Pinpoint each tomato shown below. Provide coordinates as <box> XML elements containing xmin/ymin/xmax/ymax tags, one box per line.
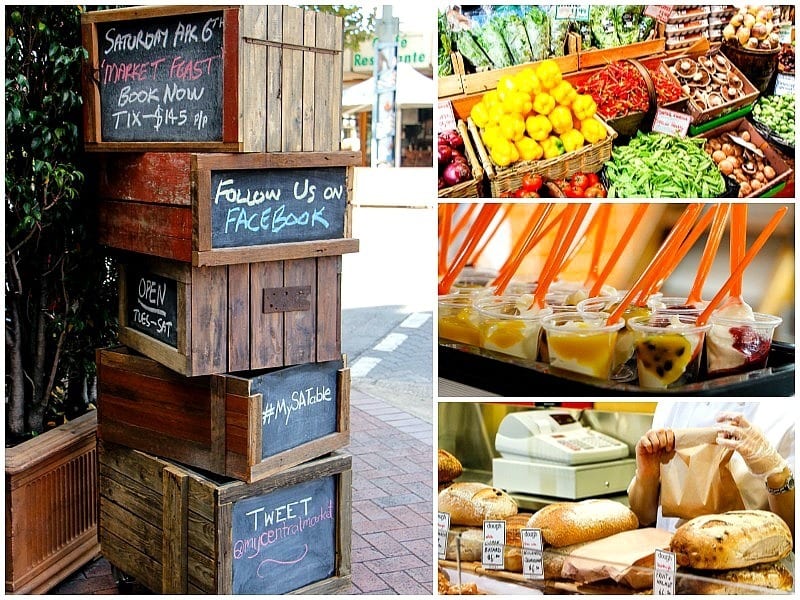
<box><xmin>584</xmin><ymin>184</ymin><xmax>607</xmax><ymax>198</ymax></box>
<box><xmin>560</xmin><ymin>185</ymin><xmax>582</xmax><ymax>198</ymax></box>
<box><xmin>521</xmin><ymin>173</ymin><xmax>543</xmax><ymax>193</ymax></box>
<box><xmin>518</xmin><ymin>190</ymin><xmax>541</xmax><ymax>198</ymax></box>
<box><xmin>570</xmin><ymin>173</ymin><xmax>590</xmax><ymax>191</ymax></box>
<box><xmin>585</xmin><ymin>172</ymin><xmax>600</xmax><ymax>187</ymax></box>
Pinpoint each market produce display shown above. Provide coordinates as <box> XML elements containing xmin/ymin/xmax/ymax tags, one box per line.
<box><xmin>438</xmin><ymin>128</ymin><xmax>472</xmax><ymax>190</ymax></box>
<box><xmin>703</xmin><ymin>125</ymin><xmax>782</xmax><ymax>196</ymax></box>
<box><xmin>665</xmin><ymin>52</ymin><xmax>751</xmax><ymax>113</ymax></box>
<box><xmin>751</xmin><ymin>93</ymin><xmax>795</xmax><ymax>146</ymax></box>
<box><xmin>722</xmin><ymin>5</ymin><xmax>781</xmax><ymax>50</ymax></box>
<box><xmin>583</xmin><ymin>5</ymin><xmax>655</xmax><ymax>49</ymax></box>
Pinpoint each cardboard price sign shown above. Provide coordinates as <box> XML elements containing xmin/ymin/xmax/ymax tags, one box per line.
<box><xmin>482</xmin><ymin>520</ymin><xmax>506</xmax><ymax>570</ymax></box>
<box><xmin>652</xmin><ymin>107</ymin><xmax>693</xmax><ymax>137</ymax></box>
<box><xmin>437</xmin><ymin>512</ymin><xmax>451</xmax><ymax>560</ymax></box>
<box><xmin>653</xmin><ymin>549</ymin><xmax>676</xmax><ymax>595</ymax></box>
<box><xmin>521</xmin><ymin>528</ymin><xmax>544</xmax><ymax>580</ymax></box>
<box><xmin>438</xmin><ymin>100</ymin><xmax>458</xmax><ymax>134</ymax></box>
<box><xmin>644</xmin><ymin>5</ymin><xmax>674</xmax><ymax>23</ymax></box>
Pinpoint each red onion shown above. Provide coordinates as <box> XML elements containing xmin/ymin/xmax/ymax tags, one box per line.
<box><xmin>438</xmin><ymin>143</ymin><xmax>453</xmax><ymax>167</ymax></box>
<box><xmin>442</xmin><ymin>161</ymin><xmax>471</xmax><ymax>186</ymax></box>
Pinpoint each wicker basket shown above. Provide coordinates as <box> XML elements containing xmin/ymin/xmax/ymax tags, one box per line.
<box><xmin>469</xmin><ymin>115</ymin><xmax>617</xmax><ymax>198</ymax></box>
<box><xmin>604</xmin><ymin>59</ymin><xmax>659</xmax><ymax>138</ymax></box>
<box><xmin>439</xmin><ymin>119</ymin><xmax>485</xmax><ymax>198</ymax></box>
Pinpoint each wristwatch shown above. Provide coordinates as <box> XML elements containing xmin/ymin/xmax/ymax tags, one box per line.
<box><xmin>766</xmin><ymin>471</ymin><xmax>795</xmax><ymax>495</ymax></box>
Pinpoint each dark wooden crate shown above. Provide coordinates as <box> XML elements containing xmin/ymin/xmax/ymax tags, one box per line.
<box><xmin>97</xmin><ymin>345</ymin><xmax>350</xmax><ymax>483</ymax></box>
<box><xmin>96</xmin><ymin>151</ymin><xmax>360</xmax><ymax>266</ymax></box>
<box><xmin>81</xmin><ymin>6</ymin><xmax>343</xmax><ymax>153</ymax></box>
<box><xmin>118</xmin><ymin>254</ymin><xmax>342</xmax><ymax>377</ymax></box>
<box><xmin>99</xmin><ymin>442</ymin><xmax>352</xmax><ymax>594</ymax></box>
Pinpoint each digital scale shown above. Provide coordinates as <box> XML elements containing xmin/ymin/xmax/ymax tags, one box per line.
<box><xmin>492</xmin><ymin>410</ymin><xmax>636</xmax><ymax>500</ymax></box>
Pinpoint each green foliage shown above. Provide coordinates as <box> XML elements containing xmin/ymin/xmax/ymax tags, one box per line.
<box><xmin>5</xmin><ymin>6</ymin><xmax>118</xmax><ymax>437</ymax></box>
<box><xmin>302</xmin><ymin>5</ymin><xmax>376</xmax><ymax>51</ymax></box>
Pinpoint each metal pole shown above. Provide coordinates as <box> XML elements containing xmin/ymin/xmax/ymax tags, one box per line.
<box><xmin>371</xmin><ymin>5</ymin><xmax>399</xmax><ymax>167</ymax></box>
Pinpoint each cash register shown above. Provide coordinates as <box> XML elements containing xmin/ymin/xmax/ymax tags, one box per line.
<box><xmin>492</xmin><ymin>410</ymin><xmax>637</xmax><ymax>500</ymax></box>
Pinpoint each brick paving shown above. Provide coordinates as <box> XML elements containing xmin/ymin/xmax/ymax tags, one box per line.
<box><xmin>49</xmin><ymin>387</ymin><xmax>433</xmax><ymax>595</ymax></box>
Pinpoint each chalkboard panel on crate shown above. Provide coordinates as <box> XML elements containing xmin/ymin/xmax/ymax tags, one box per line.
<box><xmin>98</xmin><ymin>442</ymin><xmax>352</xmax><ymax>594</ymax></box>
<box><xmin>96</xmin><ymin>151</ymin><xmax>360</xmax><ymax>266</ymax></box>
<box><xmin>117</xmin><ymin>253</ymin><xmax>342</xmax><ymax>377</ymax></box>
<box><xmin>96</xmin><ymin>346</ymin><xmax>350</xmax><ymax>483</ymax></box>
<box><xmin>81</xmin><ymin>5</ymin><xmax>344</xmax><ymax>152</ymax></box>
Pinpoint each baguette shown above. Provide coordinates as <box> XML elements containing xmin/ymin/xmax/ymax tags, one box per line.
<box><xmin>670</xmin><ymin>510</ymin><xmax>792</xmax><ymax>570</ymax></box>
<box><xmin>438</xmin><ymin>449</ymin><xmax>463</xmax><ymax>484</ymax></box>
<box><xmin>526</xmin><ymin>499</ymin><xmax>639</xmax><ymax>547</ymax></box>
<box><xmin>438</xmin><ymin>482</ymin><xmax>517</xmax><ymax>526</ymax></box>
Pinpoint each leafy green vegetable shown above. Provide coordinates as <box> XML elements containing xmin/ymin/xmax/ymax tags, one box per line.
<box><xmin>523</xmin><ymin>6</ymin><xmax>550</xmax><ymax>61</ymax></box>
<box><xmin>500</xmin><ymin>14</ymin><xmax>534</xmax><ymax>65</ymax></box>
<box><xmin>455</xmin><ymin>29</ymin><xmax>492</xmax><ymax>70</ymax></box>
<box><xmin>438</xmin><ymin>11</ymin><xmax>453</xmax><ymax>77</ymax></box>
<box><xmin>614</xmin><ymin>5</ymin><xmax>643</xmax><ymax>46</ymax></box>
<box><xmin>546</xmin><ymin>5</ymin><xmax>571</xmax><ymax>56</ymax></box>
<box><xmin>638</xmin><ymin>15</ymin><xmax>655</xmax><ymax>41</ymax></box>
<box><xmin>475</xmin><ymin>18</ymin><xmax>513</xmax><ymax>69</ymax></box>
<box><xmin>589</xmin><ymin>5</ymin><xmax>618</xmax><ymax>48</ymax></box>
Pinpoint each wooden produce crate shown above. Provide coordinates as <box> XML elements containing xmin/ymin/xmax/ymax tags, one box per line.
<box><xmin>578</xmin><ymin>38</ymin><xmax>666</xmax><ymax>70</ymax></box>
<box><xmin>438</xmin><ymin>120</ymin><xmax>485</xmax><ymax>198</ymax></box>
<box><xmin>699</xmin><ymin>117</ymin><xmax>794</xmax><ymax>198</ymax></box>
<box><xmin>96</xmin><ymin>345</ymin><xmax>350</xmax><ymax>483</ymax></box>
<box><xmin>96</xmin><ymin>151</ymin><xmax>360</xmax><ymax>267</ymax></box>
<box><xmin>81</xmin><ymin>6</ymin><xmax>343</xmax><ymax>152</ymax></box>
<box><xmin>460</xmin><ymin>51</ymin><xmax>580</xmax><ymax>96</ymax></box>
<box><xmin>99</xmin><ymin>442</ymin><xmax>352</xmax><ymax>594</ymax></box>
<box><xmin>438</xmin><ymin>52</ymin><xmax>466</xmax><ymax>99</ymax></box>
<box><xmin>118</xmin><ymin>254</ymin><xmax>342</xmax><ymax>377</ymax></box>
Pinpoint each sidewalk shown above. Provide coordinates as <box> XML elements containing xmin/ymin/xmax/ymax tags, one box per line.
<box><xmin>49</xmin><ymin>387</ymin><xmax>433</xmax><ymax>595</ymax></box>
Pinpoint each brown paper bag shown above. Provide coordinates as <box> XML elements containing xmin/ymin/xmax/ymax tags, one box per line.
<box><xmin>660</xmin><ymin>428</ymin><xmax>745</xmax><ymax>519</ymax></box>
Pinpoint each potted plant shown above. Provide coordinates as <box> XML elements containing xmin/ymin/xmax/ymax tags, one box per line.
<box><xmin>5</xmin><ymin>6</ymin><xmax>118</xmax><ymax>593</ymax></box>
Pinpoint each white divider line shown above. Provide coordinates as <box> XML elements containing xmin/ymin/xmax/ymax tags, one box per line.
<box><xmin>400</xmin><ymin>312</ymin><xmax>431</xmax><ymax>329</ymax></box>
<box><xmin>350</xmin><ymin>356</ymin><xmax>382</xmax><ymax>378</ymax></box>
<box><xmin>373</xmin><ymin>332</ymin><xmax>408</xmax><ymax>352</ymax></box>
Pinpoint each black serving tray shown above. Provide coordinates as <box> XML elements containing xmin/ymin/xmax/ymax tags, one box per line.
<box><xmin>438</xmin><ymin>340</ymin><xmax>795</xmax><ymax>397</ymax></box>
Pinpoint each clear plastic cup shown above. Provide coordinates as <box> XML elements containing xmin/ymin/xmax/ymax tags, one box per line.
<box><xmin>647</xmin><ymin>295</ymin><xmax>708</xmax><ymax>318</ymax></box>
<box><xmin>540</xmin><ymin>312</ymin><xmax>625</xmax><ymax>380</ymax></box>
<box><xmin>474</xmin><ymin>295</ymin><xmax>553</xmax><ymax>361</ymax></box>
<box><xmin>438</xmin><ymin>294</ymin><xmax>480</xmax><ymax>346</ymax></box>
<box><xmin>705</xmin><ymin>312</ymin><xmax>783</xmax><ymax>377</ymax></box>
<box><xmin>627</xmin><ymin>314</ymin><xmax>711</xmax><ymax>389</ymax></box>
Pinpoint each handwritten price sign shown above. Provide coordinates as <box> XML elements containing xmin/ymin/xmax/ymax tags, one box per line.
<box><xmin>482</xmin><ymin>520</ymin><xmax>506</xmax><ymax>570</ymax></box>
<box><xmin>438</xmin><ymin>512</ymin><xmax>451</xmax><ymax>560</ymax></box>
<box><xmin>653</xmin><ymin>549</ymin><xmax>676</xmax><ymax>595</ymax></box>
<box><xmin>521</xmin><ymin>528</ymin><xmax>544</xmax><ymax>580</ymax></box>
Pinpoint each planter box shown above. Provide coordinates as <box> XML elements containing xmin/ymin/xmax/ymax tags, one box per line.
<box><xmin>5</xmin><ymin>411</ymin><xmax>100</xmax><ymax>594</ymax></box>
<box><xmin>81</xmin><ymin>6</ymin><xmax>343</xmax><ymax>153</ymax></box>
<box><xmin>97</xmin><ymin>345</ymin><xmax>350</xmax><ymax>483</ymax></box>
<box><xmin>118</xmin><ymin>253</ymin><xmax>342</xmax><ymax>377</ymax></box>
<box><xmin>96</xmin><ymin>151</ymin><xmax>360</xmax><ymax>266</ymax></box>
<box><xmin>99</xmin><ymin>442</ymin><xmax>352</xmax><ymax>594</ymax></box>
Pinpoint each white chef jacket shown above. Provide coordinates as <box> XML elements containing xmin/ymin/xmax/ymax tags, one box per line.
<box><xmin>648</xmin><ymin>401</ymin><xmax>795</xmax><ymax>532</ymax></box>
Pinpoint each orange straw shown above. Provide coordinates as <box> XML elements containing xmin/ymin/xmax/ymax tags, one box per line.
<box><xmin>606</xmin><ymin>203</ymin><xmax>703</xmax><ymax>324</ymax></box>
<box><xmin>557</xmin><ymin>203</ymin><xmax>608</xmax><ymax>278</ymax></box>
<box><xmin>469</xmin><ymin>204</ymin><xmax>513</xmax><ymax>266</ymax></box>
<box><xmin>451</xmin><ymin>204</ymin><xmax>477</xmax><ymax>239</ymax></box>
<box><xmin>588</xmin><ymin>203</ymin><xmax>649</xmax><ymax>298</ymax></box>
<box><xmin>438</xmin><ymin>204</ymin><xmax>501</xmax><ymax>295</ymax></box>
<box><xmin>687</xmin><ymin>203</ymin><xmax>730</xmax><ymax>305</ymax></box>
<box><xmin>729</xmin><ymin>204</ymin><xmax>748</xmax><ymax>299</ymax></box>
<box><xmin>438</xmin><ymin>204</ymin><xmax>455</xmax><ymax>277</ymax></box>
<box><xmin>696</xmin><ymin>206</ymin><xmax>788</xmax><ymax>326</ymax></box>
<box><xmin>492</xmin><ymin>203</ymin><xmax>556</xmax><ymax>295</ymax></box>
<box><xmin>582</xmin><ymin>204</ymin><xmax>612</xmax><ymax>289</ymax></box>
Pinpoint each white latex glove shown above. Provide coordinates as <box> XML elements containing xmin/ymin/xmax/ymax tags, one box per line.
<box><xmin>715</xmin><ymin>411</ymin><xmax>787</xmax><ymax>478</ymax></box>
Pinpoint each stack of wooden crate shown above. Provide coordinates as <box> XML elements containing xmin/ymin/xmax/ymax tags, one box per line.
<box><xmin>81</xmin><ymin>6</ymin><xmax>359</xmax><ymax>594</ymax></box>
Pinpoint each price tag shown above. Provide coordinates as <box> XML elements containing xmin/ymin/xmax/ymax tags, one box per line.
<box><xmin>653</xmin><ymin>548</ymin><xmax>676</xmax><ymax>595</ymax></box>
<box><xmin>555</xmin><ymin>5</ymin><xmax>590</xmax><ymax>21</ymax></box>
<box><xmin>651</xmin><ymin>107</ymin><xmax>693</xmax><ymax>137</ymax></box>
<box><xmin>521</xmin><ymin>528</ymin><xmax>544</xmax><ymax>580</ymax></box>
<box><xmin>437</xmin><ymin>512</ymin><xmax>451</xmax><ymax>560</ymax></box>
<box><xmin>482</xmin><ymin>520</ymin><xmax>506</xmax><ymax>570</ymax></box>
<box><xmin>438</xmin><ymin>100</ymin><xmax>457</xmax><ymax>134</ymax></box>
<box><xmin>774</xmin><ymin>73</ymin><xmax>795</xmax><ymax>96</ymax></box>
<box><xmin>644</xmin><ymin>5</ymin><xmax>674</xmax><ymax>24</ymax></box>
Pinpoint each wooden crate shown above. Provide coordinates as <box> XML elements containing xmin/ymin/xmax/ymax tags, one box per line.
<box><xmin>81</xmin><ymin>6</ymin><xmax>343</xmax><ymax>152</ymax></box>
<box><xmin>99</xmin><ymin>442</ymin><xmax>352</xmax><ymax>594</ymax></box>
<box><xmin>118</xmin><ymin>254</ymin><xmax>342</xmax><ymax>377</ymax></box>
<box><xmin>578</xmin><ymin>38</ymin><xmax>666</xmax><ymax>70</ymax></box>
<box><xmin>97</xmin><ymin>345</ymin><xmax>350</xmax><ymax>483</ymax></box>
<box><xmin>460</xmin><ymin>53</ymin><xmax>580</xmax><ymax>96</ymax></box>
<box><xmin>96</xmin><ymin>151</ymin><xmax>360</xmax><ymax>266</ymax></box>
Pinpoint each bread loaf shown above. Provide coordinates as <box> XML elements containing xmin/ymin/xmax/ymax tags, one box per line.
<box><xmin>526</xmin><ymin>499</ymin><xmax>639</xmax><ymax>547</ymax></box>
<box><xmin>438</xmin><ymin>449</ymin><xmax>463</xmax><ymax>484</ymax></box>
<box><xmin>445</xmin><ymin>526</ymin><xmax>523</xmax><ymax>572</ymax></box>
<box><xmin>505</xmin><ymin>513</ymin><xmax>534</xmax><ymax>547</ymax></box>
<box><xmin>676</xmin><ymin>561</ymin><xmax>794</xmax><ymax>594</ymax></box>
<box><xmin>670</xmin><ymin>510</ymin><xmax>792</xmax><ymax>570</ymax></box>
<box><xmin>438</xmin><ymin>482</ymin><xmax>517</xmax><ymax>526</ymax></box>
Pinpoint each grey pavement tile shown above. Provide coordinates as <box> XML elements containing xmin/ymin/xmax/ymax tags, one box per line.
<box><xmin>387</xmin><ymin>524</ymin><xmax>434</xmax><ymax>543</ymax></box>
<box><xmin>373</xmin><ymin>492</ymin><xmax>424</xmax><ymax>508</ymax></box>
<box><xmin>353</xmin><ymin>516</ymin><xmax>406</xmax><ymax>535</ymax></box>
<box><xmin>363</xmin><ymin>554</ymin><xmax>427</xmax><ymax>574</ymax></box>
<box><xmin>380</xmin><ymin>570</ymin><xmax>431</xmax><ymax>595</ymax></box>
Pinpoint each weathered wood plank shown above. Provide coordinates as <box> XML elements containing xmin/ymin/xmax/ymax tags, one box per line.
<box><xmin>281</xmin><ymin>7</ymin><xmax>304</xmax><ymax>152</ymax></box>
<box><xmin>226</xmin><ymin>263</ymin><xmax>250</xmax><ymax>371</ymax></box>
<box><xmin>190</xmin><ymin>265</ymin><xmax>228</xmax><ymax>375</ymax></box>
<box><xmin>240</xmin><ymin>6</ymin><xmax>267</xmax><ymax>152</ymax></box>
<box><xmin>316</xmin><ymin>255</ymin><xmax>342</xmax><ymax>361</ymax></box>
<box><xmin>302</xmin><ymin>11</ymin><xmax>316</xmax><ymax>151</ymax></box>
<box><xmin>283</xmin><ymin>258</ymin><xmax>317</xmax><ymax>364</ymax></box>
<box><xmin>250</xmin><ymin>261</ymin><xmax>284</xmax><ymax>369</ymax></box>
<box><xmin>266</xmin><ymin>5</ymin><xmax>283</xmax><ymax>152</ymax></box>
<box><xmin>162</xmin><ymin>466</ymin><xmax>189</xmax><ymax>593</ymax></box>
<box><xmin>97</xmin><ymin>153</ymin><xmax>193</xmax><ymax>204</ymax></box>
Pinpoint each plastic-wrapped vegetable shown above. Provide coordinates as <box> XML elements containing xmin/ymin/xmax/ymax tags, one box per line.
<box><xmin>589</xmin><ymin>5</ymin><xmax>619</xmax><ymax>48</ymax></box>
<box><xmin>638</xmin><ymin>15</ymin><xmax>655</xmax><ymax>41</ymax></box>
<box><xmin>455</xmin><ymin>29</ymin><xmax>492</xmax><ymax>70</ymax></box>
<box><xmin>438</xmin><ymin>11</ymin><xmax>453</xmax><ymax>77</ymax></box>
<box><xmin>614</xmin><ymin>5</ymin><xmax>643</xmax><ymax>46</ymax></box>
<box><xmin>523</xmin><ymin>6</ymin><xmax>551</xmax><ymax>61</ymax></box>
<box><xmin>500</xmin><ymin>14</ymin><xmax>534</xmax><ymax>65</ymax></box>
<box><xmin>546</xmin><ymin>5</ymin><xmax>571</xmax><ymax>56</ymax></box>
<box><xmin>475</xmin><ymin>18</ymin><xmax>513</xmax><ymax>68</ymax></box>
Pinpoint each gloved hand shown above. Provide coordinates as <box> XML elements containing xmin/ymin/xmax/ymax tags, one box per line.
<box><xmin>715</xmin><ymin>412</ymin><xmax>787</xmax><ymax>478</ymax></box>
<box><xmin>635</xmin><ymin>428</ymin><xmax>675</xmax><ymax>480</ymax></box>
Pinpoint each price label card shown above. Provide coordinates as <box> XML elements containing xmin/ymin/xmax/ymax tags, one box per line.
<box><xmin>652</xmin><ymin>107</ymin><xmax>693</xmax><ymax>137</ymax></box>
<box><xmin>555</xmin><ymin>5</ymin><xmax>590</xmax><ymax>21</ymax></box>
<box><xmin>438</xmin><ymin>512</ymin><xmax>451</xmax><ymax>560</ymax></box>
<box><xmin>774</xmin><ymin>73</ymin><xmax>795</xmax><ymax>96</ymax></box>
<box><xmin>644</xmin><ymin>5</ymin><xmax>674</xmax><ymax>23</ymax></box>
<box><xmin>482</xmin><ymin>520</ymin><xmax>506</xmax><ymax>570</ymax></box>
<box><xmin>653</xmin><ymin>548</ymin><xmax>676</xmax><ymax>595</ymax></box>
<box><xmin>521</xmin><ymin>528</ymin><xmax>544</xmax><ymax>580</ymax></box>
<box><xmin>438</xmin><ymin>100</ymin><xmax>457</xmax><ymax>134</ymax></box>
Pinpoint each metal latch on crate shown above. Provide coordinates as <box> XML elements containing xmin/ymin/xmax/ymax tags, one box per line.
<box><xmin>263</xmin><ymin>286</ymin><xmax>312</xmax><ymax>313</ymax></box>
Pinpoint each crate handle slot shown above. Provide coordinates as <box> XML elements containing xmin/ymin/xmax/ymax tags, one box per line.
<box><xmin>263</xmin><ymin>285</ymin><xmax>312</xmax><ymax>313</ymax></box>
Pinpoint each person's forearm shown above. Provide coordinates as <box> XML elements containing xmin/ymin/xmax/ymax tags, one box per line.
<box><xmin>766</xmin><ymin>467</ymin><xmax>795</xmax><ymax>544</ymax></box>
<box><xmin>627</xmin><ymin>470</ymin><xmax>661</xmax><ymax>527</ymax></box>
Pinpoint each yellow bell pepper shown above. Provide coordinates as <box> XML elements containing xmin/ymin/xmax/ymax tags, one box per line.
<box><xmin>560</xmin><ymin>128</ymin><xmax>585</xmax><ymax>153</ymax></box>
<box><xmin>470</xmin><ymin>102</ymin><xmax>490</xmax><ymax>129</ymax></box>
<box><xmin>515</xmin><ymin>136</ymin><xmax>544</xmax><ymax>162</ymax></box>
<box><xmin>533</xmin><ymin>92</ymin><xmax>556</xmax><ymax>116</ymax></box>
<box><xmin>513</xmin><ymin>67</ymin><xmax>542</xmax><ymax>96</ymax></box>
<box><xmin>580</xmin><ymin>117</ymin><xmax>608</xmax><ymax>144</ymax></box>
<box><xmin>540</xmin><ymin>136</ymin><xmax>565</xmax><ymax>159</ymax></box>
<box><xmin>551</xmin><ymin>80</ymin><xmax>577</xmax><ymax>107</ymax></box>
<box><xmin>499</xmin><ymin>113</ymin><xmax>525</xmax><ymax>142</ymax></box>
<box><xmin>535</xmin><ymin>59</ymin><xmax>562</xmax><ymax>91</ymax></box>
<box><xmin>548</xmin><ymin>105</ymin><xmax>573</xmax><ymax>135</ymax></box>
<box><xmin>525</xmin><ymin>114</ymin><xmax>552</xmax><ymax>141</ymax></box>
<box><xmin>490</xmin><ymin>138</ymin><xmax>515</xmax><ymax>167</ymax></box>
<box><xmin>572</xmin><ymin>94</ymin><xmax>598</xmax><ymax>121</ymax></box>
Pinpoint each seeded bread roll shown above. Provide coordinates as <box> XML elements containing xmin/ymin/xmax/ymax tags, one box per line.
<box><xmin>438</xmin><ymin>482</ymin><xmax>518</xmax><ymax>527</ymax></box>
<box><xmin>438</xmin><ymin>449</ymin><xmax>463</xmax><ymax>484</ymax></box>
<box><xmin>676</xmin><ymin>561</ymin><xmax>794</xmax><ymax>594</ymax></box>
<box><xmin>526</xmin><ymin>499</ymin><xmax>639</xmax><ymax>547</ymax></box>
<box><xmin>670</xmin><ymin>510</ymin><xmax>792</xmax><ymax>570</ymax></box>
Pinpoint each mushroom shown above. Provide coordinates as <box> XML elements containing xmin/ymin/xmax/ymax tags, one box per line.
<box><xmin>675</xmin><ymin>59</ymin><xmax>698</xmax><ymax>78</ymax></box>
<box><xmin>742</xmin><ymin>160</ymin><xmax>757</xmax><ymax>175</ymax></box>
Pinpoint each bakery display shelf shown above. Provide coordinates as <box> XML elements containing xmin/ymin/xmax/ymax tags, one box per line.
<box><xmin>438</xmin><ymin>340</ymin><xmax>795</xmax><ymax>397</ymax></box>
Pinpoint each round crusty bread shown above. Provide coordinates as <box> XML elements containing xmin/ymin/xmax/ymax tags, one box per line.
<box><xmin>505</xmin><ymin>512</ymin><xmax>534</xmax><ymax>547</ymax></box>
<box><xmin>670</xmin><ymin>510</ymin><xmax>792</xmax><ymax>570</ymax></box>
<box><xmin>526</xmin><ymin>499</ymin><xmax>639</xmax><ymax>547</ymax></box>
<box><xmin>438</xmin><ymin>482</ymin><xmax>518</xmax><ymax>527</ymax></box>
<box><xmin>438</xmin><ymin>449</ymin><xmax>463</xmax><ymax>484</ymax></box>
<box><xmin>676</xmin><ymin>560</ymin><xmax>794</xmax><ymax>594</ymax></box>
<box><xmin>445</xmin><ymin>527</ymin><xmax>522</xmax><ymax>572</ymax></box>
